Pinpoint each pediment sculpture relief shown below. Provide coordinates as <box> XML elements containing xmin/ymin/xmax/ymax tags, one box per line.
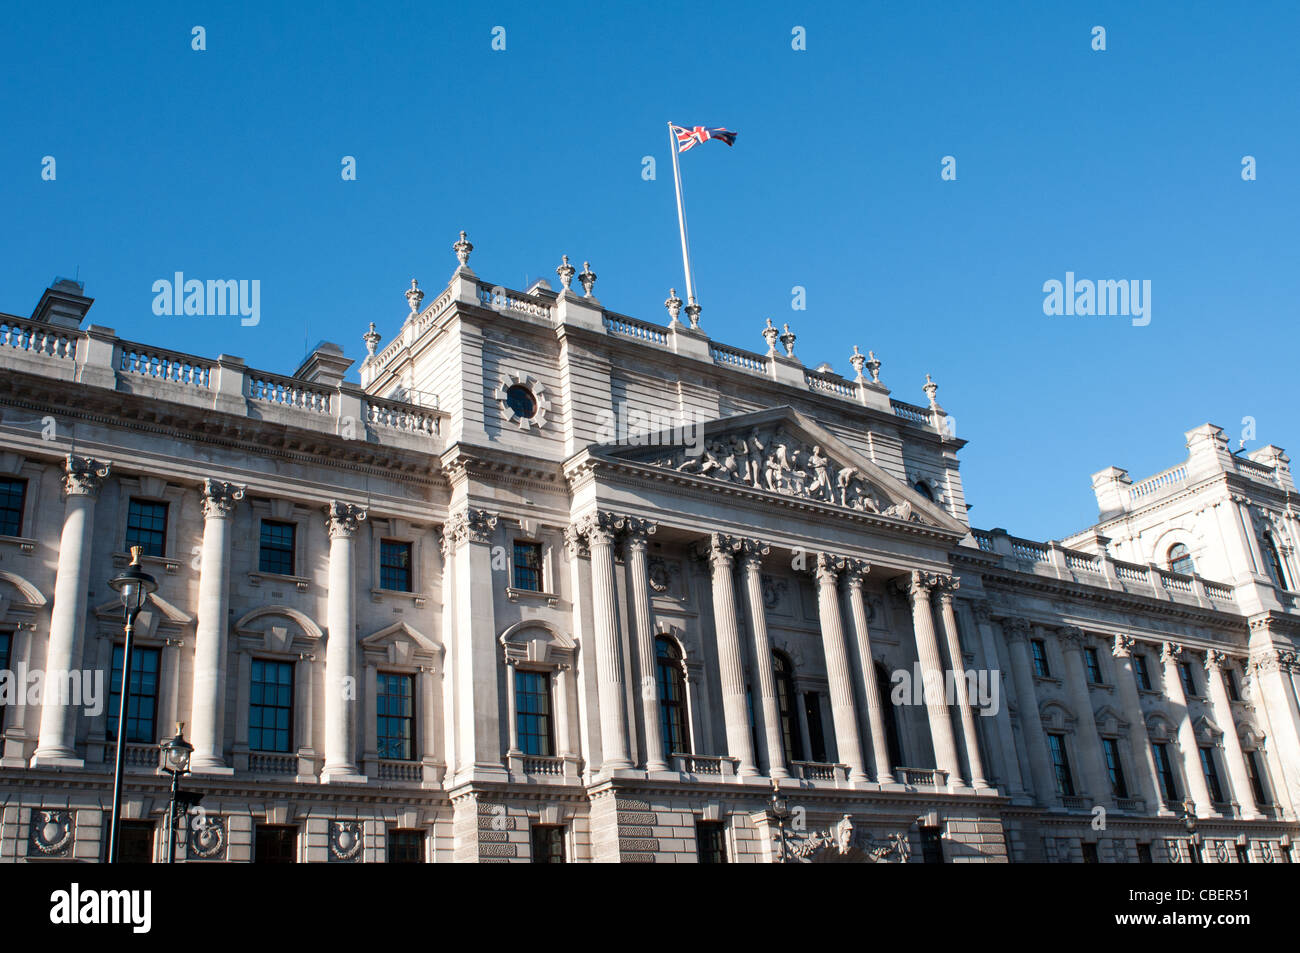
<box><xmin>786</xmin><ymin>814</ymin><xmax>911</xmax><ymax>863</ymax></box>
<box><xmin>643</xmin><ymin>427</ymin><xmax>925</xmax><ymax>520</ymax></box>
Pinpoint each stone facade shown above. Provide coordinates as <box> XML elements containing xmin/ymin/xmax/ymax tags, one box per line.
<box><xmin>0</xmin><ymin>247</ymin><xmax>1296</xmax><ymax>863</ymax></box>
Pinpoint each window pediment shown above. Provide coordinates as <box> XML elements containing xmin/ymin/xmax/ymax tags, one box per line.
<box><xmin>499</xmin><ymin>622</ymin><xmax>575</xmax><ymax>668</ymax></box>
<box><xmin>362</xmin><ymin>621</ymin><xmax>442</xmax><ymax>668</ymax></box>
<box><xmin>234</xmin><ymin>605</ymin><xmax>322</xmax><ymax>654</ymax></box>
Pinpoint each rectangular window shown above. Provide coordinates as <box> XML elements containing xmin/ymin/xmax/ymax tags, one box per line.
<box><xmin>254</xmin><ymin>824</ymin><xmax>297</xmax><ymax>863</ymax></box>
<box><xmin>1152</xmin><ymin>742</ymin><xmax>1178</xmax><ymax>802</ymax></box>
<box><xmin>696</xmin><ymin>821</ymin><xmax>727</xmax><ymax>864</ymax></box>
<box><xmin>1246</xmin><ymin>749</ymin><xmax>1269</xmax><ymax>805</ymax></box>
<box><xmin>515</xmin><ymin>669</ymin><xmax>552</xmax><ymax>756</ymax></box>
<box><xmin>387</xmin><ymin>829</ymin><xmax>425</xmax><ymax>863</ymax></box>
<box><xmin>249</xmin><ymin>659</ymin><xmax>294</xmax><ymax>752</ymax></box>
<box><xmin>919</xmin><ymin>826</ymin><xmax>944</xmax><ymax>864</ymax></box>
<box><xmin>1134</xmin><ymin>653</ymin><xmax>1154</xmax><ymax>691</ymax></box>
<box><xmin>1102</xmin><ymin>737</ymin><xmax>1128</xmax><ymax>798</ymax></box>
<box><xmin>1225</xmin><ymin>668</ymin><xmax>1241</xmax><ymax>702</ymax></box>
<box><xmin>512</xmin><ymin>541</ymin><xmax>543</xmax><ymax>592</ymax></box>
<box><xmin>1179</xmin><ymin>661</ymin><xmax>1198</xmax><ymax>698</ymax></box>
<box><xmin>1084</xmin><ymin>647</ymin><xmax>1104</xmax><ymax>684</ymax></box>
<box><xmin>0</xmin><ymin>631</ymin><xmax>10</xmax><ymax>731</ymax></box>
<box><xmin>116</xmin><ymin>820</ymin><xmax>156</xmax><ymax>864</ymax></box>
<box><xmin>0</xmin><ymin>478</ymin><xmax>26</xmax><ymax>537</ymax></box>
<box><xmin>1236</xmin><ymin>844</ymin><xmax>1250</xmax><ymax>864</ymax></box>
<box><xmin>1047</xmin><ymin>733</ymin><xmax>1075</xmax><ymax>797</ymax></box>
<box><xmin>1136</xmin><ymin>842</ymin><xmax>1153</xmax><ymax>863</ymax></box>
<box><xmin>380</xmin><ymin>540</ymin><xmax>412</xmax><ymax>592</ymax></box>
<box><xmin>125</xmin><ymin>498</ymin><xmax>168</xmax><ymax>557</ymax></box>
<box><xmin>107</xmin><ymin>645</ymin><xmax>160</xmax><ymax>743</ymax></box>
<box><xmin>531</xmin><ymin>824</ymin><xmax>565</xmax><ymax>863</ymax></box>
<box><xmin>376</xmin><ymin>672</ymin><xmax>416</xmax><ymax>761</ymax></box>
<box><xmin>1081</xmin><ymin>842</ymin><xmax>1099</xmax><ymax>863</ymax></box>
<box><xmin>258</xmin><ymin>520</ymin><xmax>295</xmax><ymax>576</ymax></box>
<box><xmin>1031</xmin><ymin>639</ymin><xmax>1051</xmax><ymax>678</ymax></box>
<box><xmin>803</xmin><ymin>692</ymin><xmax>827</xmax><ymax>763</ymax></box>
<box><xmin>1200</xmin><ymin>746</ymin><xmax>1225</xmax><ymax>803</ymax></box>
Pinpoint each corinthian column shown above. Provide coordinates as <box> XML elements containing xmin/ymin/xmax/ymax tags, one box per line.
<box><xmin>705</xmin><ymin>533</ymin><xmax>757</xmax><ymax>777</ymax></box>
<box><xmin>899</xmin><ymin>571</ymin><xmax>963</xmax><ymax>786</ymax></box>
<box><xmin>739</xmin><ymin>538</ymin><xmax>787</xmax><ymax>779</ymax></box>
<box><xmin>581</xmin><ymin>511</ymin><xmax>632</xmax><ymax>771</ymax></box>
<box><xmin>32</xmin><ymin>455</ymin><xmax>110</xmax><ymax>767</ymax></box>
<box><xmin>623</xmin><ymin>517</ymin><xmax>666</xmax><ymax>772</ymax></box>
<box><xmin>844</xmin><ymin>560</ymin><xmax>891</xmax><ymax>784</ymax></box>
<box><xmin>1163</xmin><ymin>642</ymin><xmax>1214</xmax><ymax>817</ymax></box>
<box><xmin>1003</xmin><ymin>618</ymin><xmax>1056</xmax><ymax>804</ymax></box>
<box><xmin>935</xmin><ymin>579</ymin><xmax>989</xmax><ymax>789</ymax></box>
<box><xmin>1204</xmin><ymin>651</ymin><xmax>1261</xmax><ymax>819</ymax></box>
<box><xmin>322</xmin><ymin>500</ymin><xmax>367</xmax><ymax>781</ymax></box>
<box><xmin>1111</xmin><ymin>635</ymin><xmax>1169</xmax><ymax>815</ymax></box>
<box><xmin>189</xmin><ymin>479</ymin><xmax>245</xmax><ymax>774</ymax></box>
<box><xmin>1058</xmin><ymin>626</ymin><xmax>1112</xmax><ymax>805</ymax></box>
<box><xmin>812</xmin><ymin>555</ymin><xmax>867</xmax><ymax>781</ymax></box>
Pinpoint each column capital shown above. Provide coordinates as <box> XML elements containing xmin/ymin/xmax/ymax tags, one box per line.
<box><xmin>563</xmin><ymin>523</ymin><xmax>589</xmax><ymax>559</ymax></box>
<box><xmin>1112</xmin><ymin>633</ymin><xmax>1136</xmax><ymax>658</ymax></box>
<box><xmin>63</xmin><ymin>454</ymin><xmax>110</xmax><ymax>497</ymax></box>
<box><xmin>1058</xmin><ymin>625</ymin><xmax>1087</xmax><ymax>650</ymax></box>
<box><xmin>575</xmin><ymin>510</ymin><xmax>622</xmax><ymax>546</ymax></box>
<box><xmin>933</xmin><ymin>574</ymin><xmax>959</xmax><ymax>605</ymax></box>
<box><xmin>201</xmin><ymin>478</ymin><xmax>246</xmax><ymax>520</ymax></box>
<box><xmin>970</xmin><ymin>600</ymin><xmax>992</xmax><ymax>624</ymax></box>
<box><xmin>701</xmin><ymin>532</ymin><xmax>743</xmax><ymax>569</ymax></box>
<box><xmin>1160</xmin><ymin>641</ymin><xmax>1185</xmax><ymax>665</ymax></box>
<box><xmin>814</xmin><ymin>552</ymin><xmax>845</xmax><ymax>585</ymax></box>
<box><xmin>842</xmin><ymin>557</ymin><xmax>871</xmax><ymax>588</ymax></box>
<box><xmin>1251</xmin><ymin>648</ymin><xmax>1296</xmax><ymax>674</ymax></box>
<box><xmin>326</xmin><ymin>500</ymin><xmax>369</xmax><ymax>539</ymax></box>
<box><xmin>620</xmin><ymin>516</ymin><xmax>657</xmax><ymax>548</ymax></box>
<box><xmin>894</xmin><ymin>568</ymin><xmax>940</xmax><ymax>602</ymax></box>
<box><xmin>737</xmin><ymin>537</ymin><xmax>770</xmax><ymax>570</ymax></box>
<box><xmin>1002</xmin><ymin>616</ymin><xmax>1032</xmax><ymax>643</ymax></box>
<box><xmin>1204</xmin><ymin>649</ymin><xmax>1230</xmax><ymax>672</ymax></box>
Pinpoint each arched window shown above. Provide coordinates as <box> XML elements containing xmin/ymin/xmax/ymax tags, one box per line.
<box><xmin>1262</xmin><ymin>530</ymin><xmax>1291</xmax><ymax>590</ymax></box>
<box><xmin>772</xmin><ymin>651</ymin><xmax>803</xmax><ymax>763</ymax></box>
<box><xmin>875</xmin><ymin>661</ymin><xmax>904</xmax><ymax>770</ymax></box>
<box><xmin>1167</xmin><ymin>543</ymin><xmax>1194</xmax><ymax>576</ymax></box>
<box><xmin>913</xmin><ymin>481</ymin><xmax>934</xmax><ymax>501</ymax></box>
<box><xmin>655</xmin><ymin>636</ymin><xmax>690</xmax><ymax>756</ymax></box>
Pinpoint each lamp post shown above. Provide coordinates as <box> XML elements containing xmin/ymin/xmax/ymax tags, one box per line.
<box><xmin>1182</xmin><ymin>795</ymin><xmax>1201</xmax><ymax>864</ymax></box>
<box><xmin>105</xmin><ymin>546</ymin><xmax>157</xmax><ymax>864</ymax></box>
<box><xmin>770</xmin><ymin>781</ymin><xmax>790</xmax><ymax>864</ymax></box>
<box><xmin>160</xmin><ymin>723</ymin><xmax>194</xmax><ymax>863</ymax></box>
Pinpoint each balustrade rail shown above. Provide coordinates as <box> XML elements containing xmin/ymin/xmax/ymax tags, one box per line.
<box><xmin>604</xmin><ymin>313</ymin><xmax>668</xmax><ymax>345</ymax></box>
<box><xmin>1</xmin><ymin>318</ymin><xmax>78</xmax><ymax>360</ymax></box>
<box><xmin>890</xmin><ymin>399</ymin><xmax>931</xmax><ymax>425</ymax></box>
<box><xmin>248</xmin><ymin>372</ymin><xmax>332</xmax><ymax>413</ymax></box>
<box><xmin>119</xmin><ymin>344</ymin><xmax>212</xmax><ymax>387</ymax></box>
<box><xmin>709</xmin><ymin>342</ymin><xmax>767</xmax><ymax>374</ymax></box>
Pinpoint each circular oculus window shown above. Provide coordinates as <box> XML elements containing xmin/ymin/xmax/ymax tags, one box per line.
<box><xmin>505</xmin><ymin>384</ymin><xmax>538</xmax><ymax>419</ymax></box>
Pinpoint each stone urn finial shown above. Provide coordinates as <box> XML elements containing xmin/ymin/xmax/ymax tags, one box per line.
<box><xmin>684</xmin><ymin>300</ymin><xmax>702</xmax><ymax>329</ymax></box>
<box><xmin>865</xmin><ymin>350</ymin><xmax>881</xmax><ymax>384</ymax></box>
<box><xmin>363</xmin><ymin>322</ymin><xmax>381</xmax><ymax>358</ymax></box>
<box><xmin>665</xmin><ymin>288</ymin><xmax>683</xmax><ymax>323</ymax></box>
<box><xmin>405</xmin><ymin>278</ymin><xmax>424</xmax><ymax>314</ymax></box>
<box><xmin>849</xmin><ymin>345</ymin><xmax>866</xmax><ymax>381</ymax></box>
<box><xmin>453</xmin><ymin>230</ymin><xmax>473</xmax><ymax>268</ymax></box>
<box><xmin>923</xmin><ymin>373</ymin><xmax>939</xmax><ymax>408</ymax></box>
<box><xmin>557</xmin><ymin>255</ymin><xmax>575</xmax><ymax>290</ymax></box>
<box><xmin>779</xmin><ymin>322</ymin><xmax>796</xmax><ymax>357</ymax></box>
<box><xmin>578</xmin><ymin>261</ymin><xmax>597</xmax><ymax>297</ymax></box>
<box><xmin>762</xmin><ymin>317</ymin><xmax>780</xmax><ymax>353</ymax></box>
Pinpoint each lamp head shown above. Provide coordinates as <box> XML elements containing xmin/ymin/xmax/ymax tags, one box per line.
<box><xmin>108</xmin><ymin>546</ymin><xmax>158</xmax><ymax>616</ymax></box>
<box><xmin>160</xmin><ymin>721</ymin><xmax>193</xmax><ymax>775</ymax></box>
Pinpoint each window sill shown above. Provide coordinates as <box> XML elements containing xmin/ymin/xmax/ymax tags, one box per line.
<box><xmin>506</xmin><ymin>587</ymin><xmax>559</xmax><ymax>608</ymax></box>
<box><xmin>1033</xmin><ymin>675</ymin><xmax>1062</xmax><ymax>686</ymax></box>
<box><xmin>0</xmin><ymin>534</ymin><xmax>36</xmax><ymax>554</ymax></box>
<box><xmin>370</xmin><ymin>587</ymin><xmax>427</xmax><ymax>608</ymax></box>
<box><xmin>113</xmin><ymin>550</ymin><xmax>180</xmax><ymax>574</ymax></box>
<box><xmin>248</xmin><ymin>571</ymin><xmax>309</xmax><ymax>592</ymax></box>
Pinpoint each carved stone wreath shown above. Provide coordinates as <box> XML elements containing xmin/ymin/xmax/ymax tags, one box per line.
<box><xmin>329</xmin><ymin>820</ymin><xmax>364</xmax><ymax>862</ymax></box>
<box><xmin>187</xmin><ymin>814</ymin><xmax>227</xmax><ymax>860</ymax></box>
<box><xmin>29</xmin><ymin>810</ymin><xmax>73</xmax><ymax>857</ymax></box>
<box><xmin>494</xmin><ymin>372</ymin><xmax>550</xmax><ymax>431</ymax></box>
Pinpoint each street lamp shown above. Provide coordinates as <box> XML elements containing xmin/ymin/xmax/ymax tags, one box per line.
<box><xmin>769</xmin><ymin>781</ymin><xmax>790</xmax><ymax>863</ymax></box>
<box><xmin>160</xmin><ymin>723</ymin><xmax>194</xmax><ymax>863</ymax></box>
<box><xmin>1182</xmin><ymin>796</ymin><xmax>1201</xmax><ymax>863</ymax></box>
<box><xmin>105</xmin><ymin>546</ymin><xmax>157</xmax><ymax>863</ymax></box>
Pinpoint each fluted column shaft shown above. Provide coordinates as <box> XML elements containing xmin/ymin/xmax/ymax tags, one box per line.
<box><xmin>707</xmin><ymin>534</ymin><xmax>757</xmax><ymax>777</ymax></box>
<box><xmin>740</xmin><ymin>542</ymin><xmax>787</xmax><ymax>779</ymax></box>
<box><xmin>846</xmin><ymin>567</ymin><xmax>892</xmax><ymax>783</ymax></box>
<box><xmin>1205</xmin><ymin>652</ymin><xmax>1260</xmax><ymax>819</ymax></box>
<box><xmin>1111</xmin><ymin>635</ymin><xmax>1168</xmax><ymax>815</ymax></box>
<box><xmin>903</xmin><ymin>571</ymin><xmax>963</xmax><ymax>786</ymax></box>
<box><xmin>813</xmin><ymin>556</ymin><xmax>866</xmax><ymax>781</ymax></box>
<box><xmin>323</xmin><ymin>501</ymin><xmax>366</xmax><ymax>779</ymax></box>
<box><xmin>587</xmin><ymin>515</ymin><xmax>632</xmax><ymax>770</ymax></box>
<box><xmin>33</xmin><ymin>456</ymin><xmax>109</xmax><ymax>766</ymax></box>
<box><xmin>1004</xmin><ymin>619</ymin><xmax>1057</xmax><ymax>803</ymax></box>
<box><xmin>190</xmin><ymin>480</ymin><xmax>244</xmax><ymax>773</ymax></box>
<box><xmin>1058</xmin><ymin>627</ymin><xmax>1112</xmax><ymax>805</ymax></box>
<box><xmin>937</xmin><ymin>586</ymin><xmax>988</xmax><ymax>789</ymax></box>
<box><xmin>1163</xmin><ymin>642</ymin><xmax>1214</xmax><ymax>817</ymax></box>
<box><xmin>624</xmin><ymin>520</ymin><xmax>666</xmax><ymax>772</ymax></box>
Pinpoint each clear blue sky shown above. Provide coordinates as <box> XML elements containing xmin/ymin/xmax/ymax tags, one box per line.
<box><xmin>3</xmin><ymin>1</ymin><xmax>1296</xmax><ymax>541</ymax></box>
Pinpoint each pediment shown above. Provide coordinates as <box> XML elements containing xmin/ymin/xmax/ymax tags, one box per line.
<box><xmin>589</xmin><ymin>405</ymin><xmax>964</xmax><ymax>532</ymax></box>
<box><xmin>94</xmin><ymin>591</ymin><xmax>192</xmax><ymax>628</ymax></box>
<box><xmin>361</xmin><ymin>621</ymin><xmax>442</xmax><ymax>667</ymax></box>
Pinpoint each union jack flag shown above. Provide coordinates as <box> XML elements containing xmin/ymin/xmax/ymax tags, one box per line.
<box><xmin>671</xmin><ymin>124</ymin><xmax>738</xmax><ymax>153</ymax></box>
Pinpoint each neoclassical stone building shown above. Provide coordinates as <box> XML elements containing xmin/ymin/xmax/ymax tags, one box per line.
<box><xmin>0</xmin><ymin>238</ymin><xmax>1297</xmax><ymax>863</ymax></box>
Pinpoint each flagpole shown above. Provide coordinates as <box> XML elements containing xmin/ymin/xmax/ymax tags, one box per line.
<box><xmin>667</xmin><ymin>122</ymin><xmax>697</xmax><ymax>308</ymax></box>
